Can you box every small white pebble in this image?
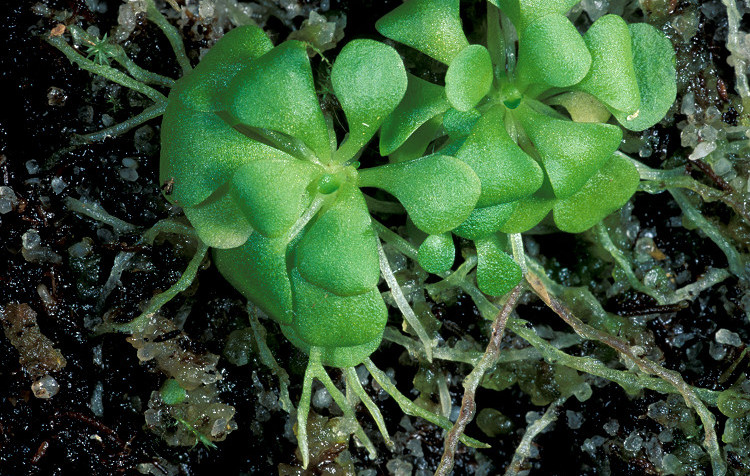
[715,328,743,347]
[32,375,60,399]
[688,141,716,160]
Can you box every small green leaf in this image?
[516,102,622,199]
[160,379,187,405]
[516,14,591,88]
[388,116,443,163]
[457,105,543,207]
[295,184,380,296]
[332,39,407,156]
[418,233,455,273]
[290,268,387,350]
[498,195,554,233]
[213,233,293,325]
[475,234,522,296]
[490,0,580,32]
[453,202,517,240]
[380,74,450,156]
[358,154,481,235]
[160,100,291,207]
[443,108,481,140]
[552,153,639,233]
[224,41,331,161]
[612,23,676,131]
[375,0,469,65]
[176,25,273,112]
[230,158,319,238]
[445,45,493,111]
[575,15,640,115]
[184,188,253,249]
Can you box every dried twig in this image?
[435,285,523,476]
[526,262,727,476]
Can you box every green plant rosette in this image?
[376,0,675,295]
[160,26,482,366]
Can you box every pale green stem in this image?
[364,358,489,449]
[144,0,192,75]
[670,188,746,278]
[504,398,566,476]
[114,50,176,88]
[383,326,583,366]
[436,284,522,476]
[671,267,731,304]
[343,367,393,448]
[141,218,196,245]
[721,0,750,109]
[284,195,326,245]
[310,356,377,460]
[624,152,750,225]
[594,222,667,304]
[73,103,167,144]
[48,34,167,103]
[97,240,209,334]
[64,197,140,234]
[332,135,364,166]
[376,239,435,362]
[363,195,404,215]
[509,233,526,275]
[297,350,316,469]
[67,24,175,88]
[525,261,727,476]
[486,1,505,81]
[372,220,418,260]
[248,307,293,413]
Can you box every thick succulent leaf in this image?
[290,268,387,350]
[331,39,407,154]
[475,234,523,296]
[184,188,253,248]
[213,233,293,325]
[224,41,331,161]
[358,154,481,235]
[516,102,622,199]
[489,0,581,32]
[457,105,543,207]
[443,108,481,140]
[498,195,554,233]
[380,74,450,156]
[453,202,517,240]
[445,45,493,111]
[553,153,639,233]
[176,25,273,112]
[375,0,469,65]
[160,99,292,207]
[389,116,443,163]
[295,183,380,296]
[230,158,320,238]
[612,23,676,131]
[516,14,591,88]
[418,233,455,273]
[575,15,640,115]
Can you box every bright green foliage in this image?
[446,45,493,111]
[375,0,468,64]
[376,0,676,294]
[418,233,456,274]
[161,26,481,367]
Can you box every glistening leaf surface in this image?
[358,154,481,235]
[375,0,468,65]
[224,41,331,161]
[332,39,407,154]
